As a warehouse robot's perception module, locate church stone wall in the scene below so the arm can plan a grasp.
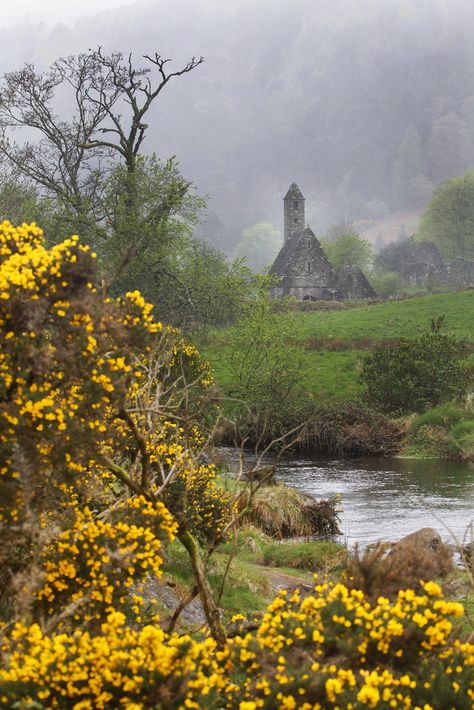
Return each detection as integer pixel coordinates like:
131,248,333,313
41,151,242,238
271,184,376,302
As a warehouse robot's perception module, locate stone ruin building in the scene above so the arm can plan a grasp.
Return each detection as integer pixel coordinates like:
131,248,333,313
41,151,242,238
398,240,474,290
270,183,376,301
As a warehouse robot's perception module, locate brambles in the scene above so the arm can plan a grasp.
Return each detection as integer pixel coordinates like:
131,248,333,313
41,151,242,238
345,537,453,602
304,401,404,457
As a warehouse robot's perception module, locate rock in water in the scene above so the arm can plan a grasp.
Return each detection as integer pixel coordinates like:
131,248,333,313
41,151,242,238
388,527,453,578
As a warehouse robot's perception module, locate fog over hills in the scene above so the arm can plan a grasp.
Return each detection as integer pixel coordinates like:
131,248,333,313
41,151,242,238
3,0,474,251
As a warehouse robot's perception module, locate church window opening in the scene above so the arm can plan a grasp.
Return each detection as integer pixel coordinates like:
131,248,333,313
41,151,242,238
293,200,298,209
294,217,298,224
307,261,311,272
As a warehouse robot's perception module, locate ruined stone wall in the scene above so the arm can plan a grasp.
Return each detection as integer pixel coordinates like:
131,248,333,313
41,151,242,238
443,257,474,289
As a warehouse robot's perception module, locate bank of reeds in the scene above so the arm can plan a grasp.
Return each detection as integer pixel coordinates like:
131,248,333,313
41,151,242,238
234,482,341,539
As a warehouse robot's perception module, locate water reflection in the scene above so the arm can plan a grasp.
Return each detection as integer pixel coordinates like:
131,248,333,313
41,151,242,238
223,449,474,547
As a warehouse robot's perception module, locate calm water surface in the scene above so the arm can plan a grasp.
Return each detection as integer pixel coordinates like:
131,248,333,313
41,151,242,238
224,450,474,546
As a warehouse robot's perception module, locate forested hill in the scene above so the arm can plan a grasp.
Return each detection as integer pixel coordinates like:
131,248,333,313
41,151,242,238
3,0,474,249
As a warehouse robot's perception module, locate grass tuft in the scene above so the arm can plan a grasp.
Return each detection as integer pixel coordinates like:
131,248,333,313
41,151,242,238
235,483,340,539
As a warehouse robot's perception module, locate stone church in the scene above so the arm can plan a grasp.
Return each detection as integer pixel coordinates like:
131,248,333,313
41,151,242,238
270,183,376,301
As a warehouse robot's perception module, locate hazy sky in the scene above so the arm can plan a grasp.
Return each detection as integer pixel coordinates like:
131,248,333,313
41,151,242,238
2,0,140,26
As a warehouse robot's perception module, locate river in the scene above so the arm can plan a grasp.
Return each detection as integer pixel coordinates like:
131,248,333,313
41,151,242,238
224,450,474,547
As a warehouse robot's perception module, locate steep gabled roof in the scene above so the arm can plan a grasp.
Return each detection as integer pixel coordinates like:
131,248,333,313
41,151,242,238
270,227,336,287
269,228,304,277
337,265,377,299
284,183,305,201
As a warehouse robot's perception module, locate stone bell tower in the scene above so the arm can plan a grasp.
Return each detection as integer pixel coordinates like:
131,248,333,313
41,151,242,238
284,182,305,243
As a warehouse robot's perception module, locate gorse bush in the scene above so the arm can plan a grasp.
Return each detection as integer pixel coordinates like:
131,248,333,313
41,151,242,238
1,581,474,708
34,497,177,628
0,221,230,639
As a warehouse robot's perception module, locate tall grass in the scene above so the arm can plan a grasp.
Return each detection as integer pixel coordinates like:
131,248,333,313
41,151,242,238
404,402,474,461
235,483,340,539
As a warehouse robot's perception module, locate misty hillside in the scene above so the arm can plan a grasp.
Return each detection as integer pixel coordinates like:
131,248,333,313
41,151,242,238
3,0,474,250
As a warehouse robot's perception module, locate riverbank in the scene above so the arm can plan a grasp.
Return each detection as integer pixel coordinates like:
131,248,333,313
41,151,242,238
214,398,474,462
202,289,474,461
157,462,474,634
266,453,474,548
402,402,474,461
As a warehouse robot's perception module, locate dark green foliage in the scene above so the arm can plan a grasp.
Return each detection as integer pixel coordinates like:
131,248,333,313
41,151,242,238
361,317,469,414
100,155,204,292
374,235,416,274
404,402,474,461
152,243,259,331
217,289,308,441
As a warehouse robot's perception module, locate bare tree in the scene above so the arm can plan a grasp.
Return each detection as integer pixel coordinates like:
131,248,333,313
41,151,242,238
0,49,204,249
82,49,203,173
0,54,117,237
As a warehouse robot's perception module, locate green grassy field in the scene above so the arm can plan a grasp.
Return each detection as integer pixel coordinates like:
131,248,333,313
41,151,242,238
298,350,364,398
205,346,364,400
295,290,474,343
205,291,474,402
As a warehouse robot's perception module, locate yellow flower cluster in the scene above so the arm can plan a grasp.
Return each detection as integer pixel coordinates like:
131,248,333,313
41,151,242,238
210,580,472,709
0,219,45,252
127,419,231,543
35,496,177,624
170,336,214,387
1,581,473,709
0,222,166,526
0,610,216,709
120,290,162,334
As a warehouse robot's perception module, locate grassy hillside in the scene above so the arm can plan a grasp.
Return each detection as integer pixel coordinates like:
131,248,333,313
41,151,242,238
295,290,474,343
205,290,474,402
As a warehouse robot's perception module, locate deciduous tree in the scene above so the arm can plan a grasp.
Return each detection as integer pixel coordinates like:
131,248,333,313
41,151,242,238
418,170,474,259
322,231,372,271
